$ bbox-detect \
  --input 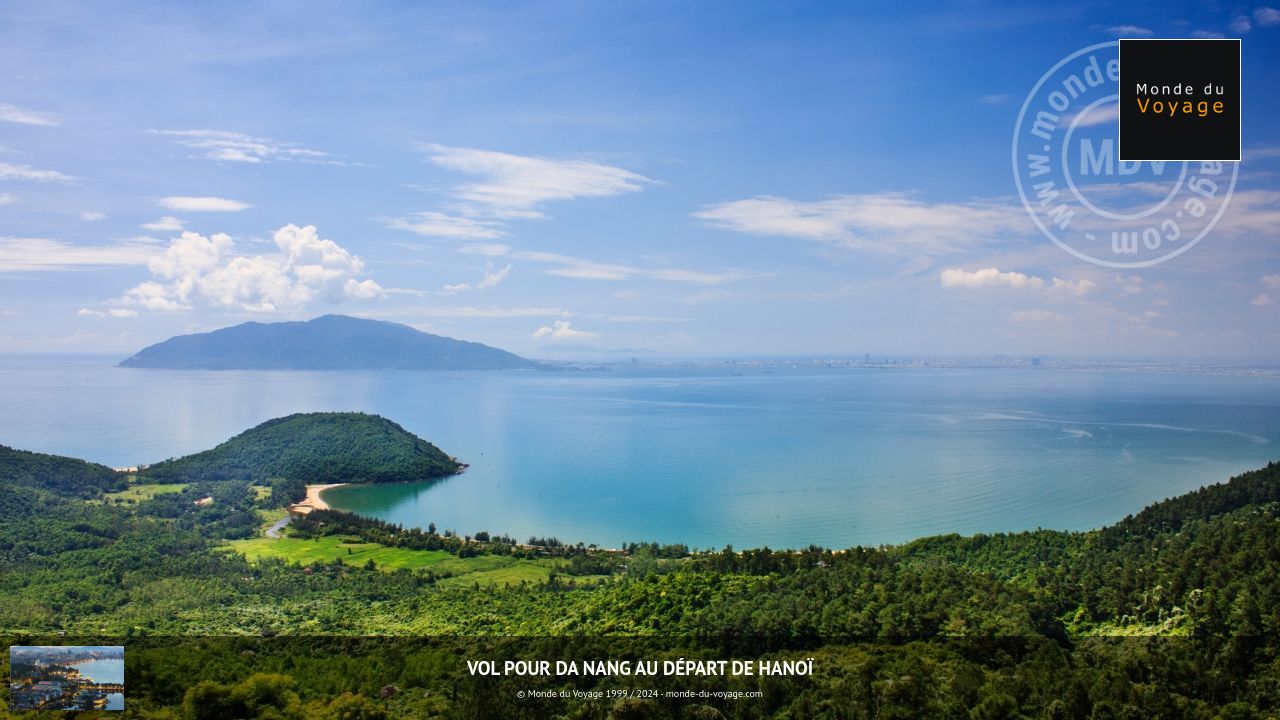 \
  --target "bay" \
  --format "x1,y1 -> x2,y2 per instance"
1,355 -> 1276,549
